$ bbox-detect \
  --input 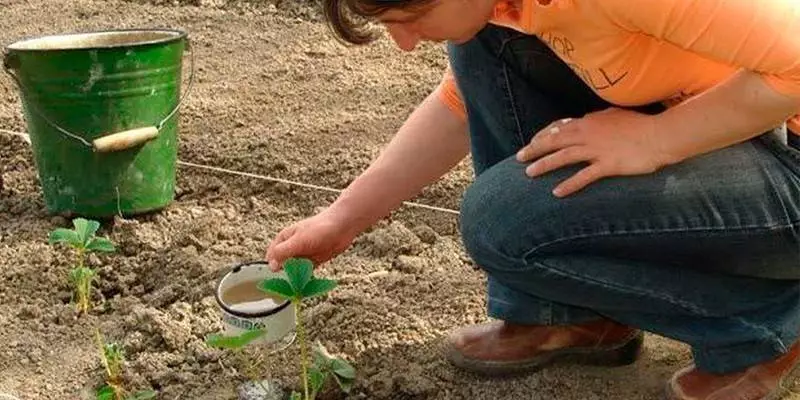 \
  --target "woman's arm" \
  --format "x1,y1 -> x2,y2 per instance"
603,0 -> 800,163
653,70 -> 800,165
266,91 -> 468,269
327,90 -> 470,235
516,0 -> 800,197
